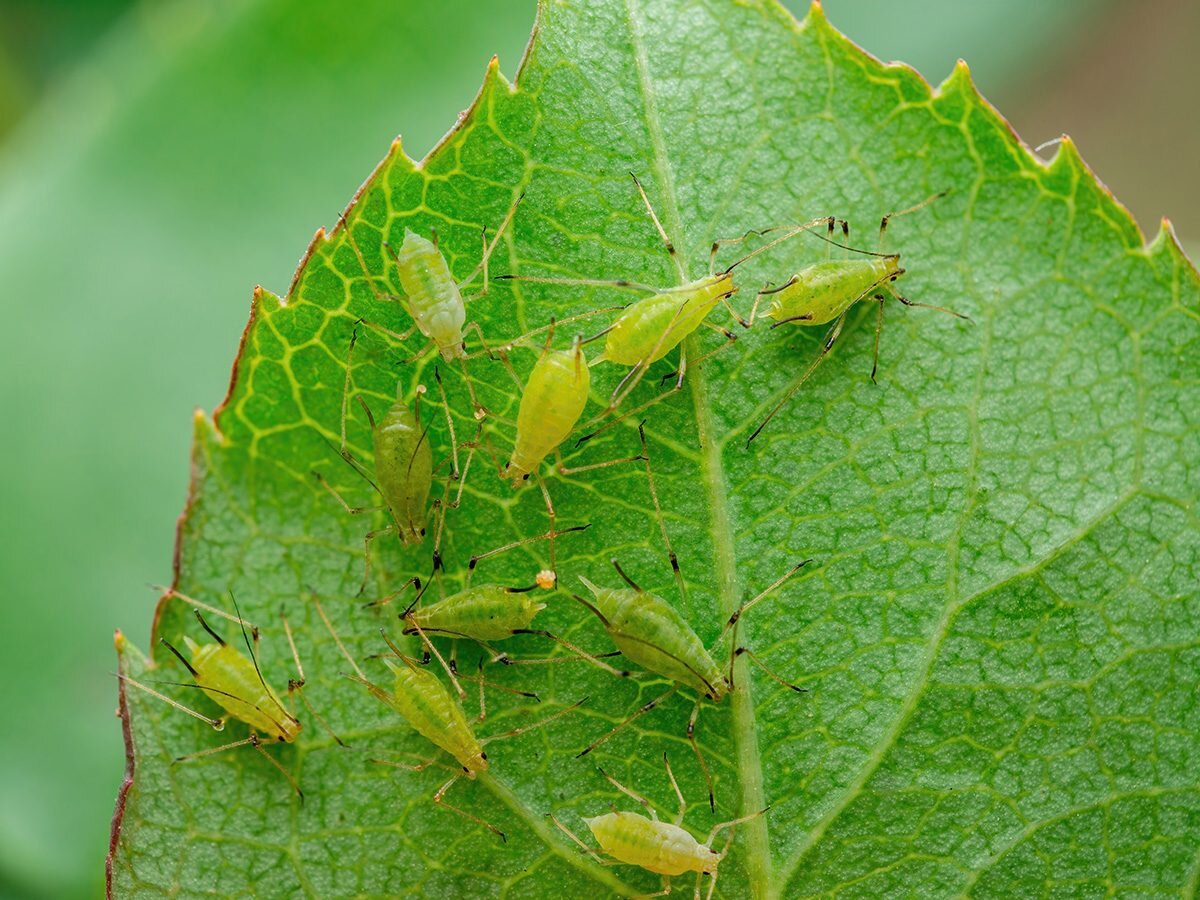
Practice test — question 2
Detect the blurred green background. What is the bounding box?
[0,0,1194,896]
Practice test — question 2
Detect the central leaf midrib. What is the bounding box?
[622,0,771,896]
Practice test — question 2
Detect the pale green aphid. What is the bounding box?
[573,557,808,810]
[499,174,828,433]
[340,192,523,418]
[550,754,766,900]
[507,337,591,485]
[745,193,972,445]
[314,325,436,592]
[316,596,582,842]
[119,590,342,798]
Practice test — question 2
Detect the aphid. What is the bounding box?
[568,426,810,807]
[745,192,972,445]
[340,191,524,418]
[315,325,475,592]
[465,316,644,577]
[118,590,342,798]
[499,175,828,433]
[550,753,766,900]
[316,596,584,841]
[366,576,626,703]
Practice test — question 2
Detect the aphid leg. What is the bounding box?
[116,674,223,729]
[636,422,686,602]
[247,733,304,800]
[311,471,385,517]
[358,524,399,596]
[459,657,541,722]
[456,191,525,295]
[733,647,807,694]
[507,629,630,678]
[357,317,421,346]
[548,814,616,863]
[173,733,259,763]
[597,766,658,819]
[720,216,834,276]
[576,684,679,758]
[468,307,628,360]
[662,752,688,825]
[362,575,421,609]
[480,696,586,748]
[433,773,507,842]
[745,311,848,447]
[281,607,345,746]
[717,559,811,689]
[555,443,647,477]
[632,879,672,900]
[686,700,716,811]
[338,211,412,311]
[705,806,770,849]
[629,173,686,283]
[467,517,591,577]
[313,594,368,680]
[158,588,258,633]
[871,294,886,383]
[889,285,974,323]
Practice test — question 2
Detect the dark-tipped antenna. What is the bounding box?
[193,610,226,646]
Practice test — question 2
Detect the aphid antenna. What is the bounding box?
[227,591,277,707]
[597,765,658,819]
[569,587,612,628]
[575,684,679,759]
[720,559,812,693]
[399,612,467,698]
[159,636,199,675]
[506,628,631,679]
[494,273,660,294]
[662,751,688,825]
[719,216,834,276]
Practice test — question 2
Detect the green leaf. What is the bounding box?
[109,0,1200,896]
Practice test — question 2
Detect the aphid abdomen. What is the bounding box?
[410,585,546,641]
[585,812,713,876]
[384,658,486,772]
[188,639,298,741]
[580,579,726,699]
[508,348,591,482]
[393,230,467,359]
[767,258,899,326]
[601,276,733,366]
[372,392,433,544]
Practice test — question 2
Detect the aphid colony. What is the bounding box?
[122,176,969,893]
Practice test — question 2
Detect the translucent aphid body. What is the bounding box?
[404,584,546,642]
[377,655,487,773]
[508,344,591,485]
[393,230,468,361]
[745,193,971,444]
[585,811,718,877]
[371,385,434,544]
[577,575,727,700]
[594,273,736,368]
[550,755,762,900]
[183,634,300,742]
[759,255,903,327]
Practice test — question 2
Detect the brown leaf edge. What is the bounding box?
[105,0,1200,893]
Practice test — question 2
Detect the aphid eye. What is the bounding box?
[522,473,530,482]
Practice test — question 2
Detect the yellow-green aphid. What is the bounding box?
[316,597,584,841]
[746,193,971,445]
[118,590,343,798]
[550,754,765,900]
[572,557,808,809]
[507,335,591,485]
[313,325,436,592]
[499,175,828,439]
[341,191,523,417]
[369,383,434,542]
[404,583,547,643]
